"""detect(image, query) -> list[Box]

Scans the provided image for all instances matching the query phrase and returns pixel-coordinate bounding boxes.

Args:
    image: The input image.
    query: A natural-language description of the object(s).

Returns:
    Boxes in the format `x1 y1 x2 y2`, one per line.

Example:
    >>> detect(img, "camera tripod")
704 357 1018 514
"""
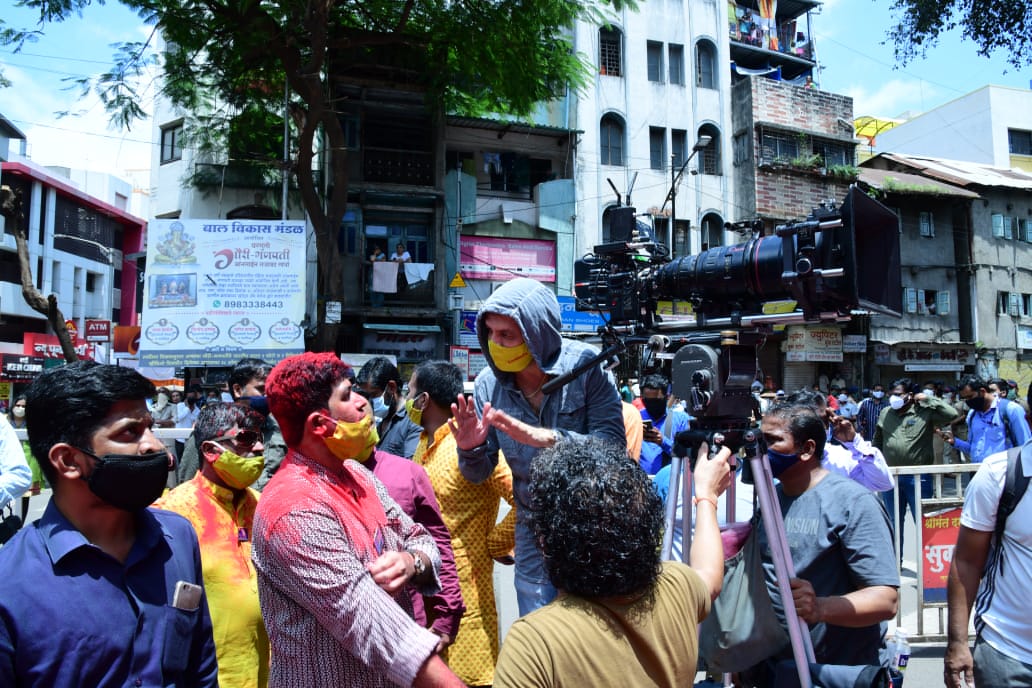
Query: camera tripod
663 434 817 688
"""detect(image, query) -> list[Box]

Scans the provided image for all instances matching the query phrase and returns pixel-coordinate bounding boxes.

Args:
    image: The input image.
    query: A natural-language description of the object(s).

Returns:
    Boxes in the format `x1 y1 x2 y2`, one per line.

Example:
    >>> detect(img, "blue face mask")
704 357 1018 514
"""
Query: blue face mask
766 448 800 478
371 395 389 420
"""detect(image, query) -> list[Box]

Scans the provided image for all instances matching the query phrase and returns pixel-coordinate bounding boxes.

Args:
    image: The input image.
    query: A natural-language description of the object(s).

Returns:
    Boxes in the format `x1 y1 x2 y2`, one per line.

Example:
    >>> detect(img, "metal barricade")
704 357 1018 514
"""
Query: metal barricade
885 463 980 642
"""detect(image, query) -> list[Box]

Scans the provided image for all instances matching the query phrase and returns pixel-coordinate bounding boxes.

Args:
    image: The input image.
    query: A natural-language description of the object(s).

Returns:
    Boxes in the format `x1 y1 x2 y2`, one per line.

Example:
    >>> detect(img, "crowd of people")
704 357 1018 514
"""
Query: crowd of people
0 279 1028 686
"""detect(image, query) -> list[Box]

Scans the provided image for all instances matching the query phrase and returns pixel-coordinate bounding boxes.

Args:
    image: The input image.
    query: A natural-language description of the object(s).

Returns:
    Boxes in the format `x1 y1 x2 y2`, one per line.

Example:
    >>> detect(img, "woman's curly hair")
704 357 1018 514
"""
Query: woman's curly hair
528 436 664 598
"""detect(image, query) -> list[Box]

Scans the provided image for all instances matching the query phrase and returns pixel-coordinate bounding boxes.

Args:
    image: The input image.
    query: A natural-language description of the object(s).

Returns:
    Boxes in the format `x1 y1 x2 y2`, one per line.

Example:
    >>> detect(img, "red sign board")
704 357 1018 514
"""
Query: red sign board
85 319 112 342
921 506 962 604
23 332 95 360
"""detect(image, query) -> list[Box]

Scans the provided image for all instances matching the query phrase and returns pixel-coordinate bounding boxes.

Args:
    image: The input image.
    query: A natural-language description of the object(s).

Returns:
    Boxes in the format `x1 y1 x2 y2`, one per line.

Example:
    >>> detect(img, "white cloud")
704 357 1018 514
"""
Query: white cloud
842 79 938 120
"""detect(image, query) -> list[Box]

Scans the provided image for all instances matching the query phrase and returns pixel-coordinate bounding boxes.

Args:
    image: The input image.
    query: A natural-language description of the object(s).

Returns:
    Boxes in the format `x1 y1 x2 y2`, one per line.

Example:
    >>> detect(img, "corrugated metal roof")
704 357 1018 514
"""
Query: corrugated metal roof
877 152 1032 190
859 167 980 199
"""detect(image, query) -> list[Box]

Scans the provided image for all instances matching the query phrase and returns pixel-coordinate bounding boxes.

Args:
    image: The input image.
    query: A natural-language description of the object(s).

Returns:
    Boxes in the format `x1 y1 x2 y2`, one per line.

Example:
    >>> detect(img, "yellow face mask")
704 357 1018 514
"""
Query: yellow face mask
211 448 265 490
321 413 379 463
488 339 533 373
405 394 425 427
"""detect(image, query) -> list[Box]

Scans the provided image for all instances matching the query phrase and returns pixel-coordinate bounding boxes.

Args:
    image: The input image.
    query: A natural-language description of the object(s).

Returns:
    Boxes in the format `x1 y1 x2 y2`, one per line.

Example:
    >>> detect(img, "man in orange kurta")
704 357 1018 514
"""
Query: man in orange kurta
154 402 270 688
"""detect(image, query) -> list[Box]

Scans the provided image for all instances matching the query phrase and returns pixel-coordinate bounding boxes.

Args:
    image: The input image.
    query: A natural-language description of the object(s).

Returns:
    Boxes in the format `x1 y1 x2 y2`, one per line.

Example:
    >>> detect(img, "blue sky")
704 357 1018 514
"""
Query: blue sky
815 0 1031 118
1 0 1030 177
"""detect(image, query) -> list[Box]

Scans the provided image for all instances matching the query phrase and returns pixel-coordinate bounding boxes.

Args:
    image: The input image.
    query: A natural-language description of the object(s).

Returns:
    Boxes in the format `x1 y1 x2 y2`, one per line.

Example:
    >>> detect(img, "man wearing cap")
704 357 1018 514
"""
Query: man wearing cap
836 392 859 421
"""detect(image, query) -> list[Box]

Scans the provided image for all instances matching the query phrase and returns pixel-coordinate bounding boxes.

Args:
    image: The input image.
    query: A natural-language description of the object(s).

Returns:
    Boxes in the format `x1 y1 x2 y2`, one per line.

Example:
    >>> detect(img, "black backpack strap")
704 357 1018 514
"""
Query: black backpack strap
996 443 1031 544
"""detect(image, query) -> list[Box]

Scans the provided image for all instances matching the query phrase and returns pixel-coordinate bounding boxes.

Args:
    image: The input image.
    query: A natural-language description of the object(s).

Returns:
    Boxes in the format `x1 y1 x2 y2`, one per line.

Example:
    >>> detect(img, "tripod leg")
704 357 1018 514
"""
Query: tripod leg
681 452 694 564
661 454 682 561
749 448 816 688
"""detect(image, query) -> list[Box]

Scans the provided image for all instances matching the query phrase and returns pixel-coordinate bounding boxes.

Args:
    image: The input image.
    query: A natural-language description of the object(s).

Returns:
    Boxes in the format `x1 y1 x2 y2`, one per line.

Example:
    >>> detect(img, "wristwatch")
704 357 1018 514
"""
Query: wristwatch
408 550 426 577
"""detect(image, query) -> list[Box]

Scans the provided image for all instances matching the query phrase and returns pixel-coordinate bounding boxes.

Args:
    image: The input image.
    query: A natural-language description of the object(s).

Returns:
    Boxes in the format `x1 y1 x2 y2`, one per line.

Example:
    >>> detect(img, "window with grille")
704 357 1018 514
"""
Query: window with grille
1009 129 1032 155
600 28 622 77
813 139 851 167
759 131 799 164
698 128 721 175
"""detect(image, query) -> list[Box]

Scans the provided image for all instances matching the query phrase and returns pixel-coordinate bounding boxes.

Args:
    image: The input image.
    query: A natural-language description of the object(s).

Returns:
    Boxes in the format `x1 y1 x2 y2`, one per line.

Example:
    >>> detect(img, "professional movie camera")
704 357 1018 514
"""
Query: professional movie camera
573 186 902 439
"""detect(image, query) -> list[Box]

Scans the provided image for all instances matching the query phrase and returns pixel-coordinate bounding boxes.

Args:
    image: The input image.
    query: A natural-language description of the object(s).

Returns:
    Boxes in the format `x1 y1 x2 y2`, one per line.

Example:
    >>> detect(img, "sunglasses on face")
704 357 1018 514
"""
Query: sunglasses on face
213 429 261 452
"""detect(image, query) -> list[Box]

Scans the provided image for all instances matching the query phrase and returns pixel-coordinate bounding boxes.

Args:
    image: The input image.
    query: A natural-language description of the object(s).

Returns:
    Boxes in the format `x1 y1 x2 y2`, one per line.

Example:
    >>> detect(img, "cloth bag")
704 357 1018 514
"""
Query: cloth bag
699 514 790 673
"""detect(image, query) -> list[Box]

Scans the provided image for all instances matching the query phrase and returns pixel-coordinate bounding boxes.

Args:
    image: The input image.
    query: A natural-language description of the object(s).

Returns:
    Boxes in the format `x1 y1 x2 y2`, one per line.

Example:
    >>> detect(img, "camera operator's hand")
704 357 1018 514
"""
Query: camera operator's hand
693 444 732 501
829 414 857 443
790 577 821 625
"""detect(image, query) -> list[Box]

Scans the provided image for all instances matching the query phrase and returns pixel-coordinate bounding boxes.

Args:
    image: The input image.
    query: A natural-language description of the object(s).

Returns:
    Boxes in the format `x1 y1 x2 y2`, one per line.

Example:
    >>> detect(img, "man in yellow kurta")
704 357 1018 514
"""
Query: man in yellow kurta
154 402 270 688
408 360 515 687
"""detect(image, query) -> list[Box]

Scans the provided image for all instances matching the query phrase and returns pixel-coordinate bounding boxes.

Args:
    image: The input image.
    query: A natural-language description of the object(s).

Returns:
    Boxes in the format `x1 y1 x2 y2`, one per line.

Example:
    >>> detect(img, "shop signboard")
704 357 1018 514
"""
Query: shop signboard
459 236 556 282
784 325 843 362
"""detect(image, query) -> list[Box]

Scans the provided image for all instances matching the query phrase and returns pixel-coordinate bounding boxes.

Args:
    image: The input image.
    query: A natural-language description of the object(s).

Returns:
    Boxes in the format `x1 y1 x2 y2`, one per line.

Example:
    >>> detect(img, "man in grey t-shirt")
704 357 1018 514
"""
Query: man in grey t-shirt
752 402 900 678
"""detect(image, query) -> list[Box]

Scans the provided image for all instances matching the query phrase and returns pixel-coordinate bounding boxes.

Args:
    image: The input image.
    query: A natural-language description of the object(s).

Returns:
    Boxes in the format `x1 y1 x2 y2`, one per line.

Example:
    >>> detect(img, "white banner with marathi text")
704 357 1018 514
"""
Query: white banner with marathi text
139 219 306 367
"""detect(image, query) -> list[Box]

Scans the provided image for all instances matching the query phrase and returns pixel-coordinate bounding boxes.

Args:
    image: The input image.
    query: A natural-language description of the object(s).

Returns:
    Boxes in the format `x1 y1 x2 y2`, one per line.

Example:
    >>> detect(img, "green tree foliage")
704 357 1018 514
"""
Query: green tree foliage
2 0 631 350
889 0 1032 68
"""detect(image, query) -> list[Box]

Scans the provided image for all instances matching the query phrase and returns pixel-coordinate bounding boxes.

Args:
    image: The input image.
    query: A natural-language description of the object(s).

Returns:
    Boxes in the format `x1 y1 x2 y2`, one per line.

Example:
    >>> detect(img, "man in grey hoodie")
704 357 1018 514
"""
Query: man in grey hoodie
450 278 625 615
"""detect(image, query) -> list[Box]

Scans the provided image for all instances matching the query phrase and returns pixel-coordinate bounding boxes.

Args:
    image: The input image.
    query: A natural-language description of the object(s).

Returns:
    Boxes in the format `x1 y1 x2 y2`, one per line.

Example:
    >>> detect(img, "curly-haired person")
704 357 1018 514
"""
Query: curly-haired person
494 437 731 687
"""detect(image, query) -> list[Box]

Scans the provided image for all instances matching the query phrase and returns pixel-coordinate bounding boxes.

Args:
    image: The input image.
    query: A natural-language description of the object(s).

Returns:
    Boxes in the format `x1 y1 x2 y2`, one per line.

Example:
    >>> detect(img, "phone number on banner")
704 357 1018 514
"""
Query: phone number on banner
215 300 285 309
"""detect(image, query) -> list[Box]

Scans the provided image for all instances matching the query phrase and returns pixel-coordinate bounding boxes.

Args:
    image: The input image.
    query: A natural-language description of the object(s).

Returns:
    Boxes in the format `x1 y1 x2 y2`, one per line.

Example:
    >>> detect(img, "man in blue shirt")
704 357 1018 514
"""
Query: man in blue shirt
0 362 218 687
638 373 691 475
945 375 1032 463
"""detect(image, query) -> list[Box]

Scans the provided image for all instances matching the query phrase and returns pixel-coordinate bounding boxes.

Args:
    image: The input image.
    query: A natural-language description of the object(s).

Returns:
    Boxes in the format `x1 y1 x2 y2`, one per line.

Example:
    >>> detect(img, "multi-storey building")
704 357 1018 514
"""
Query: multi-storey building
0 149 145 395
862 153 1032 387
874 85 1032 173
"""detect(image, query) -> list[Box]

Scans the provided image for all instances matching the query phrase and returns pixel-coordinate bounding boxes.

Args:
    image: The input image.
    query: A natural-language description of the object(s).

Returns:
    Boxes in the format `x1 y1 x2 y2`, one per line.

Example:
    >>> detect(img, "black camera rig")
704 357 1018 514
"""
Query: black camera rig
569 186 902 440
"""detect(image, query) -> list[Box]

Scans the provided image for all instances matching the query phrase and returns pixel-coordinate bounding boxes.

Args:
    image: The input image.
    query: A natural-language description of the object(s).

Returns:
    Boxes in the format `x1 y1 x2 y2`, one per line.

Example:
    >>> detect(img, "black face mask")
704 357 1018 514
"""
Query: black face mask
79 449 171 512
964 395 988 412
643 399 668 421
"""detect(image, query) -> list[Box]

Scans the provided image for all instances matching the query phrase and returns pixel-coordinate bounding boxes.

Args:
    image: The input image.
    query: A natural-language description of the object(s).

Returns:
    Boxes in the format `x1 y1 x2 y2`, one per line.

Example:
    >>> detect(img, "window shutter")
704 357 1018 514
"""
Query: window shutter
917 289 927 314
1010 292 1021 316
937 291 950 315
905 287 917 313
1005 216 1015 240
919 212 934 237
993 214 1005 237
